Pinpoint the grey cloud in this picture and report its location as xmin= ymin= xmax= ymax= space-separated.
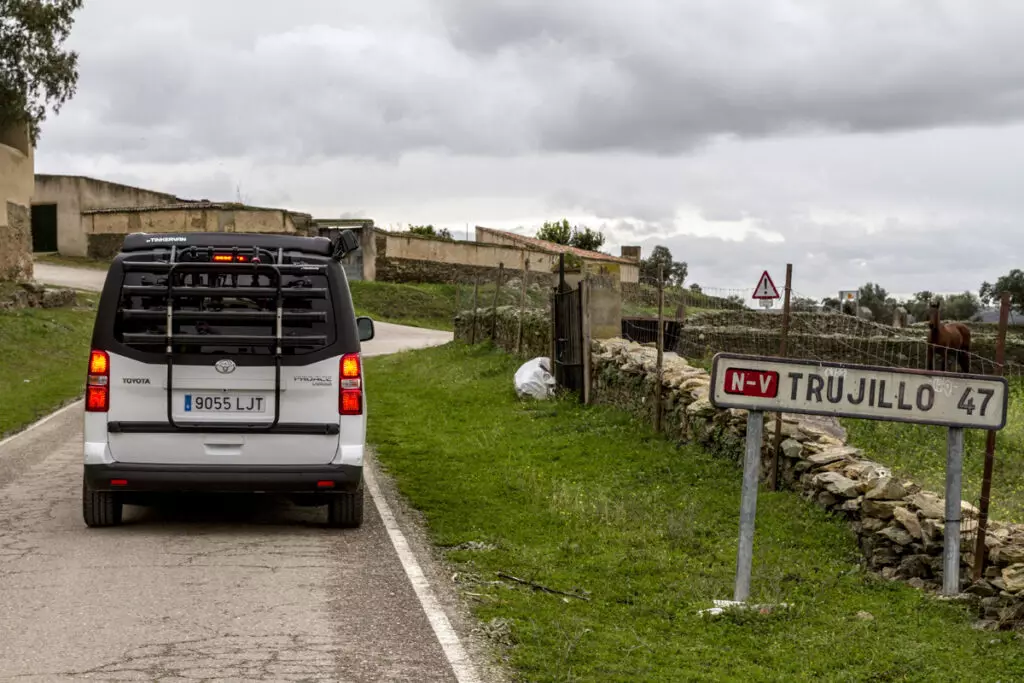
xmin=36 ymin=0 xmax=1024 ymax=162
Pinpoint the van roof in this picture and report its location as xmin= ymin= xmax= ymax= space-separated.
xmin=119 ymin=232 xmax=334 ymax=256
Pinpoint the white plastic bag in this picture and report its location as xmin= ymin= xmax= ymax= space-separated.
xmin=514 ymin=357 xmax=555 ymax=400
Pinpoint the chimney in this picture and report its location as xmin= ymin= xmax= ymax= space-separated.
xmin=620 ymin=245 xmax=641 ymax=262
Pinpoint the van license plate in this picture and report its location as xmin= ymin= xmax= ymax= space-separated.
xmin=184 ymin=394 xmax=266 ymax=413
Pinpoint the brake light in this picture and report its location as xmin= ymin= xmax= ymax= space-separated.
xmin=86 ymin=350 xmax=110 ymax=412
xmin=212 ymin=253 xmax=249 ymax=262
xmin=340 ymin=353 xmax=362 ymax=415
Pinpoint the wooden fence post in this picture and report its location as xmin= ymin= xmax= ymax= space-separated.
xmin=470 ymin=274 xmax=480 ymax=345
xmin=973 ymin=290 xmax=1011 ymax=580
xmin=490 ymin=263 xmax=504 ymax=342
xmin=654 ymin=267 xmax=665 ymax=432
xmin=517 ymin=258 xmax=529 ymax=354
xmin=770 ymin=263 xmax=793 ymax=491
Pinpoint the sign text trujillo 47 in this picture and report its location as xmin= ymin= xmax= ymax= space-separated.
xmin=708 ymin=352 xmax=1010 ymax=603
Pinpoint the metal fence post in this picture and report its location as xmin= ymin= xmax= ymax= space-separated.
xmin=735 ymin=409 xmax=764 ymax=602
xmin=973 ymin=290 xmax=1011 ymax=579
xmin=944 ymin=426 xmax=965 ymax=596
xmin=770 ymin=263 xmax=793 ymax=491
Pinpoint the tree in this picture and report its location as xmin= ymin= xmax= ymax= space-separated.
xmin=407 ymin=224 xmax=452 ymax=240
xmin=536 ymin=219 xmax=572 ymax=245
xmin=906 ymin=290 xmax=981 ymax=321
xmin=536 ymin=219 xmax=606 ymax=252
xmin=0 ymin=0 xmax=83 ymax=144
xmin=857 ymin=282 xmax=897 ymax=322
xmin=689 ymin=283 xmax=703 ymax=293
xmin=570 ymin=226 xmax=605 ymax=252
xmin=981 ymin=269 xmax=1024 ymax=314
xmin=640 ymin=245 xmax=687 ymax=287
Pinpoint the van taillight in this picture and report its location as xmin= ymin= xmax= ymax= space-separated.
xmin=86 ymin=350 xmax=110 ymax=412
xmin=339 ymin=353 xmax=362 ymax=415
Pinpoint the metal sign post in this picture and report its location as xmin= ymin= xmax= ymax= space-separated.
xmin=735 ymin=409 xmax=764 ymax=602
xmin=710 ymin=352 xmax=1009 ymax=601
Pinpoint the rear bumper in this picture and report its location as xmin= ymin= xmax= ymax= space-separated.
xmin=84 ymin=463 xmax=362 ymax=493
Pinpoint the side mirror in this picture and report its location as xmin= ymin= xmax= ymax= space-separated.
xmin=357 ymin=316 xmax=375 ymax=342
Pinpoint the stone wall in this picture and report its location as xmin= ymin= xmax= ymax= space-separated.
xmin=0 ymin=281 xmax=77 ymax=311
xmin=590 ymin=338 xmax=1024 ymax=629
xmin=454 ymin=305 xmax=551 ymax=358
xmin=1 ymin=129 xmax=34 ymax=282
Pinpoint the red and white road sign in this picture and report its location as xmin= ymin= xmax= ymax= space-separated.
xmin=723 ymin=367 xmax=780 ymax=398
xmin=752 ymin=270 xmax=780 ymax=299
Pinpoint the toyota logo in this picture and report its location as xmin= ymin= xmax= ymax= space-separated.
xmin=215 ymin=359 xmax=237 ymax=374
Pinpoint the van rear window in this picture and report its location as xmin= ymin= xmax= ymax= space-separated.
xmin=113 ymin=254 xmax=335 ymax=356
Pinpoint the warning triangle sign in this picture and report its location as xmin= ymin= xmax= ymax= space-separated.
xmin=752 ymin=270 xmax=780 ymax=299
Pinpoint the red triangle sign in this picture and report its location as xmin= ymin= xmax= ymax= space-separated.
xmin=752 ymin=270 xmax=780 ymax=299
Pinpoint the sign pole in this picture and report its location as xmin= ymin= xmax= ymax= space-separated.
xmin=943 ymin=427 xmax=965 ymax=596
xmin=734 ymin=409 xmax=764 ymax=602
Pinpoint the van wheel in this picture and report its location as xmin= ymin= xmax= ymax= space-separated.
xmin=326 ymin=487 xmax=364 ymax=528
xmin=83 ymin=481 xmax=123 ymax=527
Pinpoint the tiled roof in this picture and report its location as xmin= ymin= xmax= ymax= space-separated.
xmin=476 ymin=226 xmax=637 ymax=265
xmin=82 ymin=202 xmax=311 ymax=218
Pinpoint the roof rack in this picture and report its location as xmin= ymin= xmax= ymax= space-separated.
xmin=119 ymin=232 xmax=336 ymax=256
xmin=116 ymin=242 xmax=333 ymax=434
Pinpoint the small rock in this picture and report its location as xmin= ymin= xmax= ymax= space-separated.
xmin=862 ymin=517 xmax=887 ymax=532
xmin=893 ymin=506 xmax=923 ymax=540
xmin=881 ymin=567 xmax=897 ymax=580
xmin=865 ymin=476 xmax=908 ymax=501
xmin=896 ymin=554 xmax=931 ymax=579
xmin=855 ymin=611 xmax=874 ymax=621
xmin=862 ymin=499 xmax=904 ymax=521
xmin=998 ymin=602 xmax=1024 ymax=625
xmin=1002 ymin=564 xmax=1024 ymax=593
xmin=838 ymin=496 xmax=863 ymax=513
xmin=780 ymin=438 xmax=803 ymax=460
xmin=972 ymin=619 xmax=999 ymax=631
xmin=907 ymin=577 xmax=926 ymax=590
xmin=872 ymin=546 xmax=901 ymax=566
xmin=909 ymin=492 xmax=945 ymax=520
xmin=992 ymin=545 xmax=1024 ymax=566
xmin=816 ymin=491 xmax=839 ymax=508
xmin=965 ymin=580 xmax=999 ymax=598
xmin=807 ymin=446 xmax=859 ymax=467
xmin=814 ymin=471 xmax=861 ymax=498
xmin=879 ymin=526 xmax=915 ymax=546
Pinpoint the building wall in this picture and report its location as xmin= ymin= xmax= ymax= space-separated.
xmin=32 ymin=175 xmax=183 ymax=257
xmin=82 ymin=207 xmax=303 ymax=259
xmin=475 ymin=225 xmax=639 ymax=284
xmin=386 ymin=232 xmax=558 ymax=272
xmin=0 ymin=124 xmax=34 ymax=282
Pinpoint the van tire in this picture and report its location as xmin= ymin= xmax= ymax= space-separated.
xmin=83 ymin=481 xmax=123 ymax=527
xmin=326 ymin=487 xmax=364 ymax=528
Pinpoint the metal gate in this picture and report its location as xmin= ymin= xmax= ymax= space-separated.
xmin=551 ymin=271 xmax=584 ymax=397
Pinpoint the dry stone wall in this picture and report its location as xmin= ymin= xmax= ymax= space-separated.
xmin=591 ymin=338 xmax=1024 ymax=629
xmin=454 ymin=306 xmax=550 ymax=358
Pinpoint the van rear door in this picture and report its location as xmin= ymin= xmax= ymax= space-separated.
xmin=101 ymin=247 xmax=352 ymax=466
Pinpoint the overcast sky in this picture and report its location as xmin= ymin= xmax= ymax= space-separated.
xmin=32 ymin=0 xmax=1024 ymax=300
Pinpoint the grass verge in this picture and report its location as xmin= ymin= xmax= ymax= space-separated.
xmin=366 ymin=343 xmax=1024 ymax=682
xmin=0 ymin=295 xmax=98 ymax=437
xmin=843 ymin=379 xmax=1024 ymax=523
xmin=349 ymin=281 xmax=459 ymax=331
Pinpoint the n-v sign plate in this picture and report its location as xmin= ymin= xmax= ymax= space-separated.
xmin=709 ymin=352 xmax=1009 ymax=430
xmin=752 ymin=270 xmax=779 ymax=299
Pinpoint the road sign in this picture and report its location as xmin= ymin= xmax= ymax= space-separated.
xmin=711 ymin=351 xmax=1009 ymax=602
xmin=839 ymin=290 xmax=858 ymax=303
xmin=752 ymin=270 xmax=779 ymax=299
xmin=710 ymin=353 xmax=1008 ymax=430
xmin=759 ymin=299 xmax=774 ymax=310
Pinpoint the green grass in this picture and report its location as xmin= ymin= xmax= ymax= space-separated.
xmin=366 ymin=343 xmax=1024 ymax=682
xmin=843 ymin=379 xmax=1024 ymax=523
xmin=0 ymin=294 xmax=98 ymax=437
xmin=349 ymin=281 xmax=460 ymax=331
xmin=350 ymin=280 xmax=547 ymax=331
xmin=33 ymin=253 xmax=112 ymax=270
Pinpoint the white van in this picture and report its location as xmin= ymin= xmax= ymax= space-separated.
xmin=82 ymin=231 xmax=374 ymax=528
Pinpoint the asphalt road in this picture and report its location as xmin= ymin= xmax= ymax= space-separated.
xmin=1 ymin=263 xmax=475 ymax=681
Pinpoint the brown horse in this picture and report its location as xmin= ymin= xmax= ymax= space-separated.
xmin=926 ymin=301 xmax=972 ymax=373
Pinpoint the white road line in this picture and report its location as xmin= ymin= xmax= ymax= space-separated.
xmin=363 ymin=463 xmax=482 ymax=683
xmin=0 ymin=399 xmax=82 ymax=451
